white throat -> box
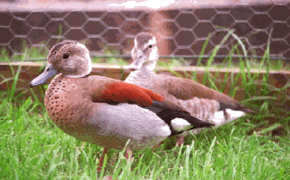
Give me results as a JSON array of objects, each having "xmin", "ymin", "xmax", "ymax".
[{"xmin": 141, "ymin": 60, "xmax": 157, "ymax": 71}]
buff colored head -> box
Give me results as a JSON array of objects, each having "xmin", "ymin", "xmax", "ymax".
[
  {"xmin": 30, "ymin": 40, "xmax": 92, "ymax": 87},
  {"xmin": 129, "ymin": 32, "xmax": 159, "ymax": 71}
]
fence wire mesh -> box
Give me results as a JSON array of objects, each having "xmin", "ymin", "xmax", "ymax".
[{"xmin": 1, "ymin": 1, "xmax": 290, "ymax": 64}]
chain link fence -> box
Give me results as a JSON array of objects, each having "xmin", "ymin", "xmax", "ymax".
[{"xmin": 1, "ymin": 1, "xmax": 290, "ymax": 64}]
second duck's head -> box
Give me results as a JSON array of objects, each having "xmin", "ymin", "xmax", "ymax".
[
  {"xmin": 30, "ymin": 40, "xmax": 92, "ymax": 87},
  {"xmin": 129, "ymin": 32, "xmax": 159, "ymax": 71}
]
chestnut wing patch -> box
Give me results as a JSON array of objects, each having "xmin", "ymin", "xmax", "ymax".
[{"xmin": 100, "ymin": 82, "xmax": 164, "ymax": 107}]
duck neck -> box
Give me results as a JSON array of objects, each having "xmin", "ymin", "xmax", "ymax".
[{"xmin": 140, "ymin": 60, "xmax": 157, "ymax": 72}]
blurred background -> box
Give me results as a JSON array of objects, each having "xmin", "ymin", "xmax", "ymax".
[{"xmin": 1, "ymin": 0, "xmax": 290, "ymax": 64}]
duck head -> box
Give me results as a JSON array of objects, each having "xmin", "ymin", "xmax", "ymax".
[
  {"xmin": 129, "ymin": 32, "xmax": 159, "ymax": 71},
  {"xmin": 30, "ymin": 40, "xmax": 92, "ymax": 87}
]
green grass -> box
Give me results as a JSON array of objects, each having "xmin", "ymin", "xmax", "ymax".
[
  {"xmin": 1, "ymin": 53, "xmax": 290, "ymax": 180},
  {"xmin": 1, "ymin": 91, "xmax": 290, "ymax": 180},
  {"xmin": 1, "ymin": 32, "xmax": 290, "ymax": 179}
]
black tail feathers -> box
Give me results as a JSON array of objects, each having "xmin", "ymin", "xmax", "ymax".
[{"xmin": 156, "ymin": 109, "xmax": 214, "ymax": 134}]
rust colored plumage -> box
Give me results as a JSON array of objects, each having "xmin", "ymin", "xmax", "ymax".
[{"xmin": 100, "ymin": 82, "xmax": 164, "ymax": 107}]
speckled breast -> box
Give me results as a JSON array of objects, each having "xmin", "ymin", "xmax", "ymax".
[{"xmin": 44, "ymin": 74, "xmax": 90, "ymax": 134}]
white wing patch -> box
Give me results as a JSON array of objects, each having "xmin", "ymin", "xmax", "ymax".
[
  {"xmin": 171, "ymin": 118, "xmax": 192, "ymax": 132},
  {"xmin": 212, "ymin": 109, "xmax": 246, "ymax": 126}
]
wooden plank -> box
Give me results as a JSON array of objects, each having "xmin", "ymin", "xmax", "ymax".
[{"xmin": 1, "ymin": 62, "xmax": 290, "ymax": 102}]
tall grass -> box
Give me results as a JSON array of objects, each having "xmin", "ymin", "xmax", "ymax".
[{"xmin": 1, "ymin": 69, "xmax": 290, "ymax": 179}]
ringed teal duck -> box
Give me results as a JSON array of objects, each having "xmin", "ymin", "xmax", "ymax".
[
  {"xmin": 126, "ymin": 32, "xmax": 253, "ymax": 145},
  {"xmin": 126, "ymin": 32, "xmax": 253, "ymax": 127},
  {"xmin": 29, "ymin": 40, "xmax": 214, "ymax": 167}
]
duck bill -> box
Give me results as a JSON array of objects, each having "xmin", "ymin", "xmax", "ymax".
[
  {"xmin": 30, "ymin": 63, "xmax": 58, "ymax": 87},
  {"xmin": 128, "ymin": 51, "xmax": 145, "ymax": 71},
  {"xmin": 128, "ymin": 59, "xmax": 144, "ymax": 71}
]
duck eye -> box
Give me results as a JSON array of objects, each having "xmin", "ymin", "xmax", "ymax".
[
  {"xmin": 63, "ymin": 53, "xmax": 69, "ymax": 59},
  {"xmin": 148, "ymin": 45, "xmax": 153, "ymax": 48}
]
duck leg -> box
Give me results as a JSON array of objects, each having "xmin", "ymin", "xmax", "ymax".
[
  {"xmin": 97, "ymin": 148, "xmax": 133, "ymax": 172},
  {"xmin": 151, "ymin": 141, "xmax": 163, "ymax": 149},
  {"xmin": 176, "ymin": 136, "xmax": 184, "ymax": 147},
  {"xmin": 97, "ymin": 147, "xmax": 109, "ymax": 172},
  {"xmin": 124, "ymin": 149, "xmax": 133, "ymax": 161},
  {"xmin": 123, "ymin": 149, "xmax": 133, "ymax": 172}
]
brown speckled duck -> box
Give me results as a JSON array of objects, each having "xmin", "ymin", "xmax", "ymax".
[
  {"xmin": 126, "ymin": 32, "xmax": 253, "ymax": 129},
  {"xmin": 29, "ymin": 40, "xmax": 213, "ymax": 169}
]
